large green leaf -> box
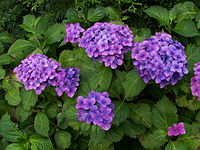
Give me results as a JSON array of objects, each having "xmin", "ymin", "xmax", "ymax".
[
  {"xmin": 144, "ymin": 6, "xmax": 169, "ymax": 25},
  {"xmin": 105, "ymin": 126, "xmax": 123, "ymax": 143},
  {"xmin": 0, "ymin": 32, "xmax": 15, "ymax": 44},
  {"xmin": 34, "ymin": 112, "xmax": 50, "ymax": 137},
  {"xmin": 119, "ymin": 120, "xmax": 145, "ymax": 138},
  {"xmin": 87, "ymin": 7, "xmax": 106, "ymax": 22},
  {"xmin": 44, "ymin": 23, "xmax": 65, "ymax": 45},
  {"xmin": 176, "ymin": 96, "xmax": 200, "ymax": 110},
  {"xmin": 0, "ymin": 66, "xmax": 5, "ymax": 79},
  {"xmin": 129, "ymin": 103, "xmax": 152, "ymax": 128},
  {"xmin": 0, "ymin": 54, "xmax": 13, "ymax": 65},
  {"xmin": 66, "ymin": 8, "xmax": 85, "ymax": 23},
  {"xmin": 54, "ymin": 130, "xmax": 71, "ymax": 149},
  {"xmin": 20, "ymin": 15, "xmax": 36, "ymax": 33},
  {"xmin": 140, "ymin": 130, "xmax": 167, "ymax": 149},
  {"xmin": 5, "ymin": 143, "xmax": 24, "ymax": 150},
  {"xmin": 185, "ymin": 44, "xmax": 200, "ymax": 72},
  {"xmin": 165, "ymin": 141, "xmax": 187, "ymax": 150},
  {"xmin": 29, "ymin": 134, "xmax": 53, "ymax": 150},
  {"xmin": 5, "ymin": 88, "xmax": 21, "ymax": 106},
  {"xmin": 105, "ymin": 6, "xmax": 120, "ymax": 20},
  {"xmin": 112, "ymin": 101, "xmax": 129, "ymax": 125},
  {"xmin": 90, "ymin": 126, "xmax": 105, "ymax": 144},
  {"xmin": 173, "ymin": 20, "xmax": 200, "ymax": 37},
  {"xmin": 134, "ymin": 28, "xmax": 151, "ymax": 43},
  {"xmin": 21, "ymin": 88, "xmax": 38, "ymax": 111},
  {"xmin": 7, "ymin": 39, "xmax": 35, "ymax": 61},
  {"xmin": 0, "ymin": 113, "xmax": 23, "ymax": 142},
  {"xmin": 123, "ymin": 69, "xmax": 146, "ymax": 100},
  {"xmin": 152, "ymin": 97, "xmax": 178, "ymax": 131},
  {"xmin": 172, "ymin": 1, "xmax": 199, "ymax": 22}
]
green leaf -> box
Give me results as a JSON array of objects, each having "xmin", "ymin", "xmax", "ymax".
[
  {"xmin": 21, "ymin": 88, "xmax": 38, "ymax": 111},
  {"xmin": 66, "ymin": 8, "xmax": 85, "ymax": 22},
  {"xmin": 152, "ymin": 96, "xmax": 178, "ymax": 131},
  {"xmin": 140, "ymin": 130, "xmax": 167, "ymax": 149},
  {"xmin": 29, "ymin": 134, "xmax": 53, "ymax": 150},
  {"xmin": 90, "ymin": 66, "xmax": 112, "ymax": 91},
  {"xmin": 5, "ymin": 88, "xmax": 21, "ymax": 106},
  {"xmin": 112, "ymin": 101, "xmax": 129, "ymax": 125},
  {"xmin": 0, "ymin": 32, "xmax": 15, "ymax": 44},
  {"xmin": 165, "ymin": 141, "xmax": 187, "ymax": 150},
  {"xmin": 5, "ymin": 143, "xmax": 24, "ymax": 150},
  {"xmin": 45, "ymin": 103, "xmax": 57, "ymax": 118},
  {"xmin": 123, "ymin": 69, "xmax": 146, "ymax": 100},
  {"xmin": 54, "ymin": 130, "xmax": 71, "ymax": 149},
  {"xmin": 173, "ymin": 20, "xmax": 200, "ymax": 37},
  {"xmin": 23, "ymin": 15, "xmax": 36, "ymax": 28},
  {"xmin": 34, "ymin": 112, "xmax": 49, "ymax": 137},
  {"xmin": 169, "ymin": 7, "xmax": 177, "ymax": 22},
  {"xmin": 1, "ymin": 75, "xmax": 22, "ymax": 90},
  {"xmin": 44, "ymin": 23, "xmax": 65, "ymax": 45},
  {"xmin": 0, "ymin": 54, "xmax": 13, "ymax": 65},
  {"xmin": 134, "ymin": 28, "xmax": 151, "ymax": 43},
  {"xmin": 186, "ymin": 44, "xmax": 200, "ymax": 72},
  {"xmin": 87, "ymin": 7, "xmax": 106, "ymax": 22},
  {"xmin": 129, "ymin": 103, "xmax": 152, "ymax": 128},
  {"xmin": 105, "ymin": 126, "xmax": 123, "ymax": 143},
  {"xmin": 16, "ymin": 105, "xmax": 31, "ymax": 122},
  {"xmin": 144, "ymin": 6, "xmax": 169, "ymax": 25},
  {"xmin": 0, "ymin": 113, "xmax": 23, "ymax": 142},
  {"xmin": 0, "ymin": 66, "xmax": 5, "ymax": 79},
  {"xmin": 90, "ymin": 126, "xmax": 105, "ymax": 144},
  {"xmin": 7, "ymin": 39, "xmax": 35, "ymax": 61},
  {"xmin": 105, "ymin": 7, "xmax": 120, "ymax": 20},
  {"xmin": 119, "ymin": 120, "xmax": 145, "ymax": 138},
  {"xmin": 173, "ymin": 1, "xmax": 199, "ymax": 22}
]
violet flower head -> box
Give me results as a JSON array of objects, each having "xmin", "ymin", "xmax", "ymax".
[
  {"xmin": 132, "ymin": 32, "xmax": 188, "ymax": 88},
  {"xmin": 190, "ymin": 62, "xmax": 200, "ymax": 101},
  {"xmin": 79, "ymin": 22, "xmax": 134, "ymax": 69},
  {"xmin": 14, "ymin": 53, "xmax": 80, "ymax": 97},
  {"xmin": 76, "ymin": 91, "xmax": 114, "ymax": 131},
  {"xmin": 167, "ymin": 122, "xmax": 186, "ymax": 136},
  {"xmin": 64, "ymin": 23, "xmax": 85, "ymax": 43}
]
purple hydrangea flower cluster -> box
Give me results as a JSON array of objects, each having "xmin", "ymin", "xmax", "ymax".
[
  {"xmin": 64, "ymin": 23, "xmax": 85, "ymax": 43},
  {"xmin": 79, "ymin": 22, "xmax": 134, "ymax": 69},
  {"xmin": 168, "ymin": 122, "xmax": 186, "ymax": 136},
  {"xmin": 76, "ymin": 91, "xmax": 114, "ymax": 131},
  {"xmin": 14, "ymin": 53, "xmax": 80, "ymax": 97},
  {"xmin": 132, "ymin": 33, "xmax": 188, "ymax": 88},
  {"xmin": 190, "ymin": 62, "xmax": 200, "ymax": 101}
]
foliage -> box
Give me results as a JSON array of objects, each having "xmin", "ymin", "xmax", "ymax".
[{"xmin": 0, "ymin": 0, "xmax": 200, "ymax": 150}]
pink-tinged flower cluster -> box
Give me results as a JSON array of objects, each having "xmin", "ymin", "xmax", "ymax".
[
  {"xmin": 132, "ymin": 33, "xmax": 188, "ymax": 88},
  {"xmin": 64, "ymin": 23, "xmax": 85, "ymax": 43},
  {"xmin": 14, "ymin": 53, "xmax": 79, "ymax": 97},
  {"xmin": 76, "ymin": 91, "xmax": 114, "ymax": 131},
  {"xmin": 79, "ymin": 22, "xmax": 134, "ymax": 69},
  {"xmin": 168, "ymin": 122, "xmax": 186, "ymax": 136},
  {"xmin": 190, "ymin": 62, "xmax": 200, "ymax": 101}
]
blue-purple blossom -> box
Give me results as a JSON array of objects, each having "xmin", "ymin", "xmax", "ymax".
[
  {"xmin": 190, "ymin": 62, "xmax": 200, "ymax": 101},
  {"xmin": 14, "ymin": 53, "xmax": 80, "ymax": 97},
  {"xmin": 64, "ymin": 23, "xmax": 85, "ymax": 43},
  {"xmin": 168, "ymin": 122, "xmax": 186, "ymax": 136},
  {"xmin": 132, "ymin": 33, "xmax": 188, "ymax": 88},
  {"xmin": 76, "ymin": 91, "xmax": 114, "ymax": 131},
  {"xmin": 79, "ymin": 22, "xmax": 134, "ymax": 69}
]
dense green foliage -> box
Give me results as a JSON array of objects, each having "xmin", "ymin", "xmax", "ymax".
[{"xmin": 0, "ymin": 0, "xmax": 200, "ymax": 150}]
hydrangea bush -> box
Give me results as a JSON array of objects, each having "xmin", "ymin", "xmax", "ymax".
[{"xmin": 0, "ymin": 1, "xmax": 200, "ymax": 150}]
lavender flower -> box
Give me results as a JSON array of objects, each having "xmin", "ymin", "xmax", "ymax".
[
  {"xmin": 191, "ymin": 62, "xmax": 200, "ymax": 101},
  {"xmin": 76, "ymin": 91, "xmax": 114, "ymax": 131},
  {"xmin": 167, "ymin": 122, "xmax": 186, "ymax": 136},
  {"xmin": 132, "ymin": 33, "xmax": 188, "ymax": 88},
  {"xmin": 64, "ymin": 23, "xmax": 85, "ymax": 43},
  {"xmin": 14, "ymin": 53, "xmax": 80, "ymax": 97},
  {"xmin": 79, "ymin": 22, "xmax": 134, "ymax": 69}
]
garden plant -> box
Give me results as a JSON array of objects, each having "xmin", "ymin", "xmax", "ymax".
[{"xmin": 0, "ymin": 0, "xmax": 200, "ymax": 149}]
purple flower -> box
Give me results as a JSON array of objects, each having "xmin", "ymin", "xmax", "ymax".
[
  {"xmin": 132, "ymin": 33, "xmax": 188, "ymax": 88},
  {"xmin": 190, "ymin": 62, "xmax": 200, "ymax": 101},
  {"xmin": 79, "ymin": 22, "xmax": 134, "ymax": 69},
  {"xmin": 64, "ymin": 23, "xmax": 85, "ymax": 43},
  {"xmin": 14, "ymin": 53, "xmax": 80, "ymax": 97},
  {"xmin": 76, "ymin": 91, "xmax": 114, "ymax": 131},
  {"xmin": 167, "ymin": 122, "xmax": 186, "ymax": 136}
]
